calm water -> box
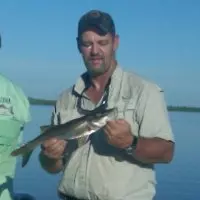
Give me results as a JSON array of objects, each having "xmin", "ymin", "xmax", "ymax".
[{"xmin": 13, "ymin": 106, "xmax": 200, "ymax": 200}]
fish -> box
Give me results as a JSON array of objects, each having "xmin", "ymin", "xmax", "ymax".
[{"xmin": 10, "ymin": 107, "xmax": 117, "ymax": 167}]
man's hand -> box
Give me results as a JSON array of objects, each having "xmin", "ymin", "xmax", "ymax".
[
  {"xmin": 103, "ymin": 119, "xmax": 134, "ymax": 149},
  {"xmin": 41, "ymin": 138, "xmax": 67, "ymax": 160}
]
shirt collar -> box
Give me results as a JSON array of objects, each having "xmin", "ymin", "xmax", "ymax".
[
  {"xmin": 73, "ymin": 65, "xmax": 124, "ymax": 96},
  {"xmin": 73, "ymin": 72, "xmax": 89, "ymax": 95}
]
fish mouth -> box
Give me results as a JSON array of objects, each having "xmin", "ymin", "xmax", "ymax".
[
  {"xmin": 87, "ymin": 116, "xmax": 109, "ymax": 129},
  {"xmin": 98, "ymin": 107, "xmax": 118, "ymax": 118}
]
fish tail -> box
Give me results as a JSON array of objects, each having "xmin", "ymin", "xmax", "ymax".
[
  {"xmin": 11, "ymin": 144, "xmax": 29, "ymax": 156},
  {"xmin": 11, "ymin": 144, "xmax": 34, "ymax": 167}
]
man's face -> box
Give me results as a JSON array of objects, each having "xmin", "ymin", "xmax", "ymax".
[{"xmin": 78, "ymin": 30, "xmax": 119, "ymax": 77}]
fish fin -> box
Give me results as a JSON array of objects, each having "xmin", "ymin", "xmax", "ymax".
[
  {"xmin": 40, "ymin": 125, "xmax": 51, "ymax": 134},
  {"xmin": 22, "ymin": 149, "xmax": 34, "ymax": 167},
  {"xmin": 11, "ymin": 144, "xmax": 28, "ymax": 157}
]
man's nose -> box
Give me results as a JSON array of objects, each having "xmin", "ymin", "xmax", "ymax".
[{"xmin": 91, "ymin": 43, "xmax": 98, "ymax": 55}]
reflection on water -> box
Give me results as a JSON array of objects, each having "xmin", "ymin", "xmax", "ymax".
[
  {"xmin": 13, "ymin": 106, "xmax": 200, "ymax": 200},
  {"xmin": 155, "ymin": 112, "xmax": 200, "ymax": 200}
]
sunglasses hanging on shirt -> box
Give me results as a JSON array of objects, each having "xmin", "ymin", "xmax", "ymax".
[{"xmin": 76, "ymin": 77, "xmax": 111, "ymax": 115}]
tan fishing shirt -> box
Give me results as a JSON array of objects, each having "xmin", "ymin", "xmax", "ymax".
[{"xmin": 52, "ymin": 66, "xmax": 175, "ymax": 200}]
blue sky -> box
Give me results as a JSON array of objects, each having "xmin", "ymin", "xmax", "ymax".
[{"xmin": 0, "ymin": 0, "xmax": 199, "ymax": 106}]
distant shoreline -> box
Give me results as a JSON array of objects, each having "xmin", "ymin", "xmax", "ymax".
[{"xmin": 28, "ymin": 97, "xmax": 200, "ymax": 113}]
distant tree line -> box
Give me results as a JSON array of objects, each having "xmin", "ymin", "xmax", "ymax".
[
  {"xmin": 167, "ymin": 105, "xmax": 200, "ymax": 112},
  {"xmin": 28, "ymin": 97, "xmax": 56, "ymax": 106},
  {"xmin": 28, "ymin": 97, "xmax": 200, "ymax": 113}
]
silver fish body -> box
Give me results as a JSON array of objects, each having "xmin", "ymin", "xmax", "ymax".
[{"xmin": 11, "ymin": 107, "xmax": 117, "ymax": 167}]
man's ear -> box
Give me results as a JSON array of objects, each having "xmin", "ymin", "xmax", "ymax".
[
  {"xmin": 76, "ymin": 37, "xmax": 81, "ymax": 53},
  {"xmin": 113, "ymin": 34, "xmax": 119, "ymax": 51}
]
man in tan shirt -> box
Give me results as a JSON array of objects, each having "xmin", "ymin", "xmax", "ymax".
[{"xmin": 39, "ymin": 10, "xmax": 175, "ymax": 200}]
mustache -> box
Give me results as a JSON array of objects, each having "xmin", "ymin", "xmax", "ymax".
[{"xmin": 89, "ymin": 55, "xmax": 103, "ymax": 60}]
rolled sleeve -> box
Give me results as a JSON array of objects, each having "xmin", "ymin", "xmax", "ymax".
[{"xmin": 137, "ymin": 84, "xmax": 175, "ymax": 142}]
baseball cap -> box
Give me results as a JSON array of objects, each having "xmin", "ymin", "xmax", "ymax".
[{"xmin": 78, "ymin": 10, "xmax": 116, "ymax": 37}]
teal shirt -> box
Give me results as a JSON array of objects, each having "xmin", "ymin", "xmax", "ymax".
[{"xmin": 0, "ymin": 73, "xmax": 30, "ymax": 200}]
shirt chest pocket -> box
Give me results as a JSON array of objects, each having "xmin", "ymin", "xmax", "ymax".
[{"xmin": 116, "ymin": 99, "xmax": 139, "ymax": 137}]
